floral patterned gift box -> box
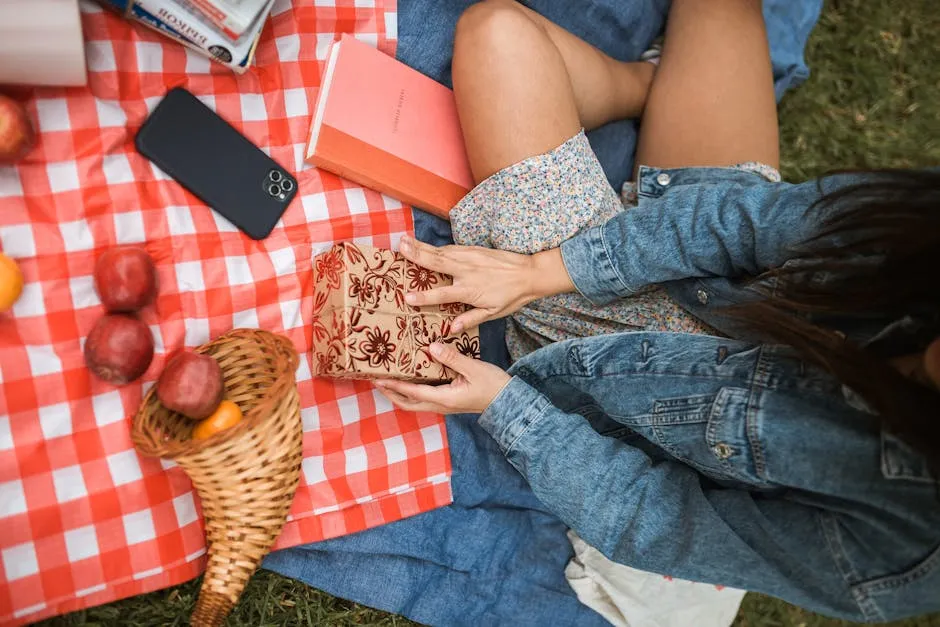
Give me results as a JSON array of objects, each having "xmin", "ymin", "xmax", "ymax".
[{"xmin": 312, "ymin": 242, "xmax": 481, "ymax": 381}]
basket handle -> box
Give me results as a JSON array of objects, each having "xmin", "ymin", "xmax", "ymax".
[{"xmin": 130, "ymin": 387, "xmax": 171, "ymax": 457}]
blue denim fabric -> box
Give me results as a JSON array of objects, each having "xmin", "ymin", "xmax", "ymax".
[
  {"xmin": 479, "ymin": 336, "xmax": 940, "ymax": 623},
  {"xmin": 559, "ymin": 167, "xmax": 916, "ymax": 346},
  {"xmin": 264, "ymin": 2, "xmax": 831, "ymax": 625},
  {"xmin": 470, "ymin": 167, "xmax": 940, "ymax": 622}
]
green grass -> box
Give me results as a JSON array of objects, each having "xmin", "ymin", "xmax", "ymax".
[
  {"xmin": 38, "ymin": 0, "xmax": 940, "ymax": 625},
  {"xmin": 778, "ymin": 0, "xmax": 940, "ymax": 179},
  {"xmin": 37, "ymin": 571, "xmax": 413, "ymax": 626}
]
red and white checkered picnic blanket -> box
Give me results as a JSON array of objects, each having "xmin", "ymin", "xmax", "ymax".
[{"xmin": 0, "ymin": 1, "xmax": 455, "ymax": 623}]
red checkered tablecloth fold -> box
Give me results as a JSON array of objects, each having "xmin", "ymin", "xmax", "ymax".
[{"xmin": 0, "ymin": 1, "xmax": 454, "ymax": 624}]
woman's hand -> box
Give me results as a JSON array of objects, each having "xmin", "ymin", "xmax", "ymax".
[
  {"xmin": 376, "ymin": 342, "xmax": 512, "ymax": 415},
  {"xmin": 399, "ymin": 235, "xmax": 574, "ymax": 331}
]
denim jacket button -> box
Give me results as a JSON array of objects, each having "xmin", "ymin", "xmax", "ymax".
[
  {"xmin": 696, "ymin": 288, "xmax": 709, "ymax": 305},
  {"xmin": 713, "ymin": 443, "xmax": 733, "ymax": 459},
  {"xmin": 656, "ymin": 172, "xmax": 671, "ymax": 186}
]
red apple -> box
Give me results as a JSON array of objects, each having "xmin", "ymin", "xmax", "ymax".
[
  {"xmin": 0, "ymin": 94, "xmax": 35, "ymax": 165},
  {"xmin": 84, "ymin": 314, "xmax": 155, "ymax": 385},
  {"xmin": 156, "ymin": 351, "xmax": 225, "ymax": 420},
  {"xmin": 94, "ymin": 248, "xmax": 158, "ymax": 313}
]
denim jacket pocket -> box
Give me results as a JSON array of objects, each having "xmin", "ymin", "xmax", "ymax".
[
  {"xmin": 638, "ymin": 388, "xmax": 776, "ymax": 489},
  {"xmin": 651, "ymin": 394, "xmax": 716, "ymax": 424},
  {"xmin": 704, "ymin": 387, "xmax": 776, "ymax": 488},
  {"xmin": 881, "ymin": 431, "xmax": 938, "ymax": 484},
  {"xmin": 851, "ymin": 542, "xmax": 940, "ymax": 622},
  {"xmin": 640, "ymin": 393, "xmax": 721, "ymax": 478}
]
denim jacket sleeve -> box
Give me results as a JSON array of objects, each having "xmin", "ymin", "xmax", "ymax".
[
  {"xmin": 478, "ymin": 376, "xmax": 868, "ymax": 620},
  {"xmin": 559, "ymin": 170, "xmax": 854, "ymax": 305}
]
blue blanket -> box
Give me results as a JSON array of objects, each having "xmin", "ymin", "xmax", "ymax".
[{"xmin": 263, "ymin": 2, "xmax": 823, "ymax": 624}]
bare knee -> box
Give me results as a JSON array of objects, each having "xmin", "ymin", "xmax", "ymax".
[
  {"xmin": 454, "ymin": 0, "xmax": 542, "ymax": 61},
  {"xmin": 457, "ymin": 0, "xmax": 526, "ymax": 32}
]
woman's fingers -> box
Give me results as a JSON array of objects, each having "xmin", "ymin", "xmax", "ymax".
[
  {"xmin": 378, "ymin": 346, "xmax": 475, "ymax": 394},
  {"xmin": 406, "ymin": 287, "xmax": 498, "ymax": 332},
  {"xmin": 376, "ymin": 378, "xmax": 456, "ymax": 410},
  {"xmin": 375, "ymin": 384, "xmax": 444, "ymax": 413},
  {"xmin": 399, "ymin": 236, "xmax": 457, "ymax": 275},
  {"xmin": 425, "ymin": 342, "xmax": 479, "ymax": 377},
  {"xmin": 406, "ymin": 285, "xmax": 464, "ymax": 308},
  {"xmin": 377, "ymin": 377, "xmax": 451, "ymax": 404},
  {"xmin": 451, "ymin": 308, "xmax": 493, "ymax": 333},
  {"xmin": 377, "ymin": 344, "xmax": 511, "ymax": 415}
]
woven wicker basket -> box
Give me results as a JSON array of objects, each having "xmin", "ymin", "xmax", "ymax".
[{"xmin": 131, "ymin": 328, "xmax": 303, "ymax": 626}]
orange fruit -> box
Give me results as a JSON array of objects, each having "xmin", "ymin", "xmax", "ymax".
[
  {"xmin": 0, "ymin": 253, "xmax": 23, "ymax": 311},
  {"xmin": 192, "ymin": 400, "xmax": 243, "ymax": 441}
]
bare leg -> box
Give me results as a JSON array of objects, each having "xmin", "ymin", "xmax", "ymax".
[
  {"xmin": 453, "ymin": 0, "xmax": 655, "ymax": 181},
  {"xmin": 494, "ymin": 0, "xmax": 655, "ymax": 131},
  {"xmin": 635, "ymin": 0, "xmax": 779, "ymax": 171}
]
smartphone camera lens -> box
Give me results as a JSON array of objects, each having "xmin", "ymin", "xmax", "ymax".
[
  {"xmin": 268, "ymin": 184, "xmax": 281, "ymax": 196},
  {"xmin": 269, "ymin": 170, "xmax": 282, "ymax": 182},
  {"xmin": 280, "ymin": 178, "xmax": 294, "ymax": 192}
]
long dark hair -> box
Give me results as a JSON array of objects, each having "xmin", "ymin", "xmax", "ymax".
[{"xmin": 731, "ymin": 169, "xmax": 940, "ymax": 461}]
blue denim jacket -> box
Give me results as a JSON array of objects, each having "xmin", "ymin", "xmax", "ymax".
[{"xmin": 479, "ymin": 167, "xmax": 940, "ymax": 623}]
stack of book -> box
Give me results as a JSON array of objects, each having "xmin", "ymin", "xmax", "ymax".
[{"xmin": 95, "ymin": 0, "xmax": 274, "ymax": 72}]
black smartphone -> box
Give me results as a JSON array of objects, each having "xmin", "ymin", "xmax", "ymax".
[{"xmin": 135, "ymin": 87, "xmax": 297, "ymax": 240}]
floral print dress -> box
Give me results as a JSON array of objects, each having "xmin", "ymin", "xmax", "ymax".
[{"xmin": 449, "ymin": 130, "xmax": 781, "ymax": 361}]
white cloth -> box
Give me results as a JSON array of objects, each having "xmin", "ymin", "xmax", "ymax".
[{"xmin": 565, "ymin": 532, "xmax": 746, "ymax": 627}]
